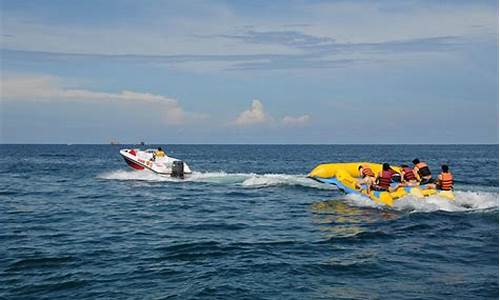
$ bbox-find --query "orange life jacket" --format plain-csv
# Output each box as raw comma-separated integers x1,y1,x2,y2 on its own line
361,167,375,178
439,172,453,190
402,167,417,181
377,170,393,189
415,162,431,177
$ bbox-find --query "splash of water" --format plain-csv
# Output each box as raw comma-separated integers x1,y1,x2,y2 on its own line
98,170,497,212
345,190,498,212
97,169,336,190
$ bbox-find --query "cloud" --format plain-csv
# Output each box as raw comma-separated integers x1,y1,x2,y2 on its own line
233,99,272,126
0,33,466,72
223,30,463,52
220,30,335,48
1,1,496,72
0,74,194,124
233,99,312,127
282,114,311,126
3,0,490,73
2,48,361,71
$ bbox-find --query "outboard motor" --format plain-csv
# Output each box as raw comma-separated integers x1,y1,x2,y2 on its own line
171,160,185,179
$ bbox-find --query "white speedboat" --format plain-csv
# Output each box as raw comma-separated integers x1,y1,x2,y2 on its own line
120,148,192,178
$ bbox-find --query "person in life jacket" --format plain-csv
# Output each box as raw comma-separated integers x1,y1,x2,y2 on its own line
398,164,419,187
427,165,454,191
356,164,376,191
371,163,394,192
390,167,402,183
412,158,433,184
153,147,166,160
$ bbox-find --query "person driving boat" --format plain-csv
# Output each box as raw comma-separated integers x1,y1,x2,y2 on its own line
152,147,166,160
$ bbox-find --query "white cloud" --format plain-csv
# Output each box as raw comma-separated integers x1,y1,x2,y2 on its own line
0,74,193,125
3,2,495,56
2,2,495,73
233,99,272,126
233,99,311,127
0,10,294,57
282,114,311,126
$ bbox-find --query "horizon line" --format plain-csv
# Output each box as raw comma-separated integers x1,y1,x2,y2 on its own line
1,143,498,146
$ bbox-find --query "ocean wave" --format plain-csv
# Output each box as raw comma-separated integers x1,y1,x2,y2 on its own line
97,170,497,212
240,174,334,189
345,191,498,212
97,169,336,190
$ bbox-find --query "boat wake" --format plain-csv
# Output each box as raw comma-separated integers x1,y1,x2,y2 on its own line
97,169,336,190
98,170,497,212
345,190,499,212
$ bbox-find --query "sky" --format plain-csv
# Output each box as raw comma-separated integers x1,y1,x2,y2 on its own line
0,0,498,144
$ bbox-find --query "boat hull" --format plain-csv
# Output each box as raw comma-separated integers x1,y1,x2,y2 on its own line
123,156,145,170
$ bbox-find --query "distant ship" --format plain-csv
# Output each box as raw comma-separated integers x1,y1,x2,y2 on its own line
110,140,120,145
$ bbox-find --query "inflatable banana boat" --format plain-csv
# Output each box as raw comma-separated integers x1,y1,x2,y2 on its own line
308,162,454,207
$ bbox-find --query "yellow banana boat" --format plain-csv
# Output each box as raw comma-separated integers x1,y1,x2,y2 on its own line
308,162,454,207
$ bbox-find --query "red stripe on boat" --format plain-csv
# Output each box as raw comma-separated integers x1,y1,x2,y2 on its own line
123,157,145,170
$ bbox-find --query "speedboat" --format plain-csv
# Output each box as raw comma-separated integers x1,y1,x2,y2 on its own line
120,148,192,178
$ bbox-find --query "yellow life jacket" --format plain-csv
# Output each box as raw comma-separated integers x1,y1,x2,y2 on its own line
155,150,165,157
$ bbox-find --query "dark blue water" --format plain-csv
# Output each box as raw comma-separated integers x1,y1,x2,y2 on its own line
1,144,498,299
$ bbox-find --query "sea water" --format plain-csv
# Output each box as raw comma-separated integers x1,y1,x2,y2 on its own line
1,144,498,299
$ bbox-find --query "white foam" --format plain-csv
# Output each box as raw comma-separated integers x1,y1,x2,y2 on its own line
98,170,498,212
344,193,383,208
340,190,498,213
241,173,335,189
97,169,336,189
453,190,499,210
390,190,498,213
97,169,169,182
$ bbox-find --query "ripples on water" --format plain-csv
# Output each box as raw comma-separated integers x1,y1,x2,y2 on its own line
0,145,498,299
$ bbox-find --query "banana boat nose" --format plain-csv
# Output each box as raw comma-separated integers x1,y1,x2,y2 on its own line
308,163,338,179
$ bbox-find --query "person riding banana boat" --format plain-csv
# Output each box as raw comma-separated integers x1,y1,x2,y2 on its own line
395,164,419,188
308,161,455,206
412,158,433,184
356,164,376,192
426,165,454,191
356,163,400,193
370,163,400,192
